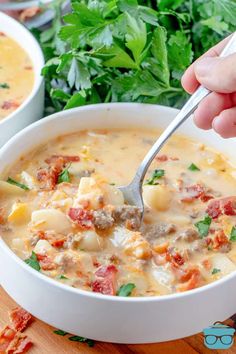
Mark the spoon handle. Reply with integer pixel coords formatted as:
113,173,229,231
133,31,236,186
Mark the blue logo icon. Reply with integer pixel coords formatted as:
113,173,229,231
203,322,235,349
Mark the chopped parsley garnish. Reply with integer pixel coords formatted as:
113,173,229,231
188,163,200,171
68,336,95,347
117,283,136,297
194,215,212,238
0,83,9,89
57,166,71,184
145,169,165,185
53,330,94,347
57,274,68,280
24,251,40,271
230,226,236,241
212,268,221,275
7,177,30,191
54,329,68,336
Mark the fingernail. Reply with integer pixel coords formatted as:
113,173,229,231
212,115,221,130
195,57,218,78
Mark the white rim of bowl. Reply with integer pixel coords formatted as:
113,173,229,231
0,12,44,126
0,102,236,303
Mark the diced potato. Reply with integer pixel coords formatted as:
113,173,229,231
78,251,94,272
103,184,124,206
123,231,152,260
34,239,53,254
203,254,236,281
8,203,30,225
0,180,25,196
79,230,104,252
151,268,174,295
74,177,103,209
122,268,149,294
143,185,171,211
21,171,37,189
31,208,71,233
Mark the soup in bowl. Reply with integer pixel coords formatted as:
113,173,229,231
0,104,236,343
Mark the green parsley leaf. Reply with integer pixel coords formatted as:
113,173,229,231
124,13,147,66
194,215,212,238
212,268,221,275
168,31,193,72
24,251,40,271
145,169,165,185
0,83,10,89
39,0,236,113
230,226,236,241
68,336,95,347
54,329,68,336
188,163,200,171
57,274,68,280
117,283,136,296
7,177,30,191
57,166,71,183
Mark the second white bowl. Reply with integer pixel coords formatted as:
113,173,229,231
0,12,44,146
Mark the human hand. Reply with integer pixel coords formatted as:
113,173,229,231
181,35,236,138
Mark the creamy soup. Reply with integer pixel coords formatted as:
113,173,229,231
0,32,34,120
1,129,236,297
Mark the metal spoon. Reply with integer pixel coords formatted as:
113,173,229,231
119,32,236,218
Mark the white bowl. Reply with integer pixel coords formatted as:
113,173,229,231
0,12,44,146
0,103,235,344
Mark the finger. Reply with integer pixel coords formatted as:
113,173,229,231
181,35,232,94
193,92,233,130
194,53,236,93
212,106,236,138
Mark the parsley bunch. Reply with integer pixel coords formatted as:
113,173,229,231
40,0,235,113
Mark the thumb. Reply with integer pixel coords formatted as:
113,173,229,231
194,53,236,93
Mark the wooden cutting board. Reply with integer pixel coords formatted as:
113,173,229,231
0,287,235,354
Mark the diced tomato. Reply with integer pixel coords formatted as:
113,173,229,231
0,326,16,352
95,264,117,278
202,259,212,270
45,155,80,164
166,249,185,267
155,154,179,162
68,208,94,229
9,308,32,332
37,162,62,190
177,268,201,292
1,101,19,110
36,254,56,271
206,197,236,219
92,265,117,295
181,184,213,203
206,200,221,219
37,231,65,248
51,239,65,248
155,154,168,162
7,334,32,354
213,230,230,250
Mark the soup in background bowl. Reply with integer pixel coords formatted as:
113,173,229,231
0,103,236,343
0,12,44,146
0,31,34,120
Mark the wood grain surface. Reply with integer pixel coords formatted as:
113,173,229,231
0,287,235,353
